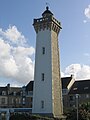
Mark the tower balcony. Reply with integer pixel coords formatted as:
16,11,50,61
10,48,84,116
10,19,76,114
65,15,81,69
33,16,61,27
33,16,62,34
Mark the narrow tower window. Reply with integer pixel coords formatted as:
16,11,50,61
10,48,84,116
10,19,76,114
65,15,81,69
41,100,44,109
42,47,45,54
42,73,44,81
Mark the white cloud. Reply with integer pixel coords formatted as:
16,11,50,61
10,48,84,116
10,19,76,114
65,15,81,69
3,58,18,77
0,25,26,46
0,39,11,59
83,20,87,23
76,65,90,79
65,64,81,76
13,46,35,58
1,26,90,86
61,72,64,77
84,5,90,19
0,26,35,86
63,64,90,80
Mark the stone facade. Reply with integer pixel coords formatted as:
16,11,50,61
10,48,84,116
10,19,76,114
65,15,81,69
51,30,63,117
0,83,33,108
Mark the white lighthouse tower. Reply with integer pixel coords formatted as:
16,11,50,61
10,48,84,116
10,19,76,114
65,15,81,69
32,7,63,118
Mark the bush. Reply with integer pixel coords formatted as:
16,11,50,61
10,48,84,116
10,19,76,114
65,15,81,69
9,113,62,120
64,102,90,120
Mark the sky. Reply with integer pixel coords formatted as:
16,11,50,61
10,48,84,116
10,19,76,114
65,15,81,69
0,0,90,86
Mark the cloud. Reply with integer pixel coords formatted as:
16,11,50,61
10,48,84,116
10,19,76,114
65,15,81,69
0,25,26,46
76,65,90,79
63,64,90,80
83,20,87,23
61,72,64,77
84,5,90,19
0,26,35,86
65,64,81,76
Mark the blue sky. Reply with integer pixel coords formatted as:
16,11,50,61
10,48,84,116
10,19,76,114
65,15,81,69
0,0,90,86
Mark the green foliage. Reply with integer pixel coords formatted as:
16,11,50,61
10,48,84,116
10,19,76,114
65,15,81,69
64,102,90,120
65,109,77,120
9,113,62,120
10,113,30,120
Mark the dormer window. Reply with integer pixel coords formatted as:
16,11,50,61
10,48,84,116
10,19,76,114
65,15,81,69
2,91,6,95
73,88,77,91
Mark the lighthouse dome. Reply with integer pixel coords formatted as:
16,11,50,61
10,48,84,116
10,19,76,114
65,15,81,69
42,6,53,17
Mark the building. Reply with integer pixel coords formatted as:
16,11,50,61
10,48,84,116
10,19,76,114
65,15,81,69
25,81,33,108
0,83,33,120
62,75,75,108
26,78,90,110
0,83,33,109
32,6,64,118
0,84,22,108
0,78,89,112
68,79,90,108
61,76,90,110
0,6,90,119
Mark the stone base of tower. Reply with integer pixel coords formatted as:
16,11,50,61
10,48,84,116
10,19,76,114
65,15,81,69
54,115,66,120
32,113,66,120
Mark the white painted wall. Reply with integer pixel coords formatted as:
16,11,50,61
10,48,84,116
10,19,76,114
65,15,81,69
32,29,53,114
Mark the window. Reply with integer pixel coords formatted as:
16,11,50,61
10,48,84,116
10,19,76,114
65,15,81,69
42,73,44,81
62,89,68,95
73,87,77,91
41,100,44,109
30,103,32,108
69,96,74,101
22,98,25,104
12,98,14,104
30,97,33,102
84,87,89,90
2,91,6,95
22,91,26,96
28,91,33,96
13,91,16,96
86,94,89,98
15,98,17,104
20,91,23,96
19,98,21,104
42,47,45,54
1,98,5,104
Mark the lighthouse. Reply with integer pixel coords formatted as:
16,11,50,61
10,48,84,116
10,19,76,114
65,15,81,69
32,6,63,118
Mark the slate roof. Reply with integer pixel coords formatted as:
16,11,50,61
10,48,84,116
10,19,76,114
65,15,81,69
9,87,22,95
0,85,21,96
26,81,34,91
69,79,90,94
0,87,7,95
25,77,73,91
61,76,72,89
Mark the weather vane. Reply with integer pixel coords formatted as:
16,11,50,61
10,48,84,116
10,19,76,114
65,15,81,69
46,2,50,8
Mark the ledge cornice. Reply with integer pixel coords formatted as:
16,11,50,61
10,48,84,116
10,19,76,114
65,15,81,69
33,16,62,34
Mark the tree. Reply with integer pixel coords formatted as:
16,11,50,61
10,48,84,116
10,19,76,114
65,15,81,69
64,102,90,120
